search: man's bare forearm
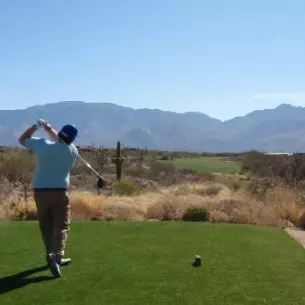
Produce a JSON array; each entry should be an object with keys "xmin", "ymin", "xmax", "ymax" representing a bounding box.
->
[
  {"xmin": 18, "ymin": 124, "xmax": 38, "ymax": 146},
  {"xmin": 45, "ymin": 124, "xmax": 59, "ymax": 141}
]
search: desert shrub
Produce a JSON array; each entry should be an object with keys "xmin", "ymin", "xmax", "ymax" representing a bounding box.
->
[
  {"xmin": 191, "ymin": 172, "xmax": 215, "ymax": 182},
  {"xmin": 0, "ymin": 178, "xmax": 13, "ymax": 204},
  {"xmin": 124, "ymin": 165, "xmax": 148, "ymax": 178},
  {"xmin": 15, "ymin": 203, "xmax": 38, "ymax": 220},
  {"xmin": 103, "ymin": 194, "xmax": 148, "ymax": 221},
  {"xmin": 149, "ymin": 161, "xmax": 175, "ymax": 175},
  {"xmin": 240, "ymin": 150, "xmax": 266, "ymax": 175},
  {"xmin": 247, "ymin": 177, "xmax": 274, "ymax": 200},
  {"xmin": 103, "ymin": 204, "xmax": 134, "ymax": 221},
  {"xmin": 195, "ymin": 184, "xmax": 222, "ymax": 197},
  {"xmin": 207, "ymin": 198, "xmax": 274, "ymax": 225},
  {"xmin": 178, "ymin": 168, "xmax": 198, "ymax": 175},
  {"xmin": 148, "ymin": 161, "xmax": 176, "ymax": 182},
  {"xmin": 113, "ymin": 180, "xmax": 139, "ymax": 196},
  {"xmin": 281, "ymin": 155, "xmax": 305, "ymax": 186},
  {"xmin": 212, "ymin": 175, "xmax": 243, "ymax": 191},
  {"xmin": 241, "ymin": 151, "xmax": 305, "ymax": 187},
  {"xmin": 203, "ymin": 185, "xmax": 222, "ymax": 196},
  {"xmin": 296, "ymin": 211, "xmax": 305, "ymax": 229},
  {"xmin": 158, "ymin": 155, "xmax": 170, "ymax": 161},
  {"xmin": 70, "ymin": 192, "xmax": 105, "ymax": 220},
  {"xmin": 297, "ymin": 179, "xmax": 305, "ymax": 190},
  {"xmin": 182, "ymin": 207, "xmax": 210, "ymax": 222},
  {"xmin": 0, "ymin": 149, "xmax": 35, "ymax": 201},
  {"xmin": 264, "ymin": 186, "xmax": 305, "ymax": 227},
  {"xmin": 5, "ymin": 197, "xmax": 38, "ymax": 220},
  {"xmin": 146, "ymin": 196, "xmax": 186, "ymax": 220},
  {"xmin": 232, "ymin": 181, "xmax": 241, "ymax": 192}
]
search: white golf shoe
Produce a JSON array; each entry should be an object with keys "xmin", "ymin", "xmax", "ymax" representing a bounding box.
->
[
  {"xmin": 46, "ymin": 254, "xmax": 71, "ymax": 267},
  {"xmin": 59, "ymin": 257, "xmax": 72, "ymax": 266}
]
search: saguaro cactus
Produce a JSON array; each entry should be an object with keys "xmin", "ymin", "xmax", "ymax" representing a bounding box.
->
[
  {"xmin": 111, "ymin": 141, "xmax": 125, "ymax": 180},
  {"xmin": 139, "ymin": 148, "xmax": 145, "ymax": 165},
  {"xmin": 96, "ymin": 146, "xmax": 108, "ymax": 170}
]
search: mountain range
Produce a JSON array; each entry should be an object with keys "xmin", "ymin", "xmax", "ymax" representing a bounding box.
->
[{"xmin": 1, "ymin": 101, "xmax": 305, "ymax": 152}]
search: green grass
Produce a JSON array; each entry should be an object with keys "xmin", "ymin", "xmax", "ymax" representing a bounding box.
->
[
  {"xmin": 1, "ymin": 221, "xmax": 305, "ymax": 305},
  {"xmin": 163, "ymin": 156, "xmax": 241, "ymax": 174}
]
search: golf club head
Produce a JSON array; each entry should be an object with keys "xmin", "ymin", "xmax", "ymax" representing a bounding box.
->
[{"xmin": 97, "ymin": 177, "xmax": 106, "ymax": 189}]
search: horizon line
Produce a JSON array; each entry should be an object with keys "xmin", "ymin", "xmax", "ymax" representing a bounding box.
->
[{"xmin": 0, "ymin": 100, "xmax": 300, "ymax": 121}]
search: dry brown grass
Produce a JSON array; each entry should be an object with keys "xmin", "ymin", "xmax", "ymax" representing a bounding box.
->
[
  {"xmin": 0, "ymin": 193, "xmax": 37, "ymax": 220},
  {"xmin": 69, "ymin": 192, "xmax": 105, "ymax": 220},
  {"xmin": 0, "ymin": 191, "xmax": 106, "ymax": 221},
  {"xmin": 264, "ymin": 186, "xmax": 305, "ymax": 228},
  {"xmin": 1, "ymin": 181, "xmax": 305, "ymax": 228},
  {"xmin": 146, "ymin": 195, "xmax": 189, "ymax": 220}
]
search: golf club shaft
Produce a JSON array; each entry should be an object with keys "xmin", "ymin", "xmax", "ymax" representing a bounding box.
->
[
  {"xmin": 76, "ymin": 153, "xmax": 104, "ymax": 180},
  {"xmin": 56, "ymin": 130, "xmax": 105, "ymax": 180}
]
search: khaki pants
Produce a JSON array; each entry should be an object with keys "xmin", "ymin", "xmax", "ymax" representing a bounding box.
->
[{"xmin": 33, "ymin": 189, "xmax": 71, "ymax": 260}]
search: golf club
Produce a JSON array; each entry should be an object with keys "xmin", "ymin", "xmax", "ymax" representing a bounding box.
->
[
  {"xmin": 68, "ymin": 141, "xmax": 106, "ymax": 188},
  {"xmin": 69, "ymin": 144, "xmax": 107, "ymax": 188},
  {"xmin": 36, "ymin": 119, "xmax": 106, "ymax": 188}
]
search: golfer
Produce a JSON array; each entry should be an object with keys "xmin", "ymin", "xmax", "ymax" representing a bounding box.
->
[{"xmin": 18, "ymin": 119, "xmax": 78, "ymax": 278}]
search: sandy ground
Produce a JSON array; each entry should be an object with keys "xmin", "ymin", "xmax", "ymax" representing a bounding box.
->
[{"xmin": 285, "ymin": 228, "xmax": 305, "ymax": 249}]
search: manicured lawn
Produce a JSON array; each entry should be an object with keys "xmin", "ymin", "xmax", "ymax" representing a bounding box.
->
[
  {"xmin": 1, "ymin": 221, "xmax": 305, "ymax": 305},
  {"xmin": 163, "ymin": 157, "xmax": 241, "ymax": 174}
]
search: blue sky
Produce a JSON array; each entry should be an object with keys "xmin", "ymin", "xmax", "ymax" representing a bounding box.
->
[{"xmin": 0, "ymin": 0, "xmax": 304, "ymax": 120}]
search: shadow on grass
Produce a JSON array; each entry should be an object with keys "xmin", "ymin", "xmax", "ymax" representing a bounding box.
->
[{"xmin": 0, "ymin": 265, "xmax": 55, "ymax": 295}]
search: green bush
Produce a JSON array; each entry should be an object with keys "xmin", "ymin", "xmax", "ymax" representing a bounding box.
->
[
  {"xmin": 182, "ymin": 207, "xmax": 210, "ymax": 222},
  {"xmin": 240, "ymin": 150, "xmax": 266, "ymax": 175},
  {"xmin": 113, "ymin": 179, "xmax": 139, "ymax": 196}
]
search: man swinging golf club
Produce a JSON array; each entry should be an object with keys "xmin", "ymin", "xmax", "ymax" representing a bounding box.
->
[{"xmin": 18, "ymin": 119, "xmax": 78, "ymax": 278}]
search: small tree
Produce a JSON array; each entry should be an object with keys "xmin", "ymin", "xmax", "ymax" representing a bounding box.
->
[
  {"xmin": 0, "ymin": 149, "xmax": 35, "ymax": 202},
  {"xmin": 0, "ymin": 177, "xmax": 13, "ymax": 205}
]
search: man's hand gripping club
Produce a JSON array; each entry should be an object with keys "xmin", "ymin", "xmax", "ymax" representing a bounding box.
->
[{"xmin": 35, "ymin": 119, "xmax": 59, "ymax": 141}]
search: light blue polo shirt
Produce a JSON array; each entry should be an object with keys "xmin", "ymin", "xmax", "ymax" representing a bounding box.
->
[{"xmin": 24, "ymin": 137, "xmax": 78, "ymax": 189}]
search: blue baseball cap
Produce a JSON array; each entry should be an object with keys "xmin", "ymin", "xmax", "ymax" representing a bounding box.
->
[{"xmin": 60, "ymin": 124, "xmax": 78, "ymax": 142}]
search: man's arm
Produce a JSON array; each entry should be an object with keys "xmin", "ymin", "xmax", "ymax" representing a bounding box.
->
[
  {"xmin": 44, "ymin": 123, "xmax": 59, "ymax": 141},
  {"xmin": 18, "ymin": 119, "xmax": 58, "ymax": 148},
  {"xmin": 18, "ymin": 124, "xmax": 38, "ymax": 146}
]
